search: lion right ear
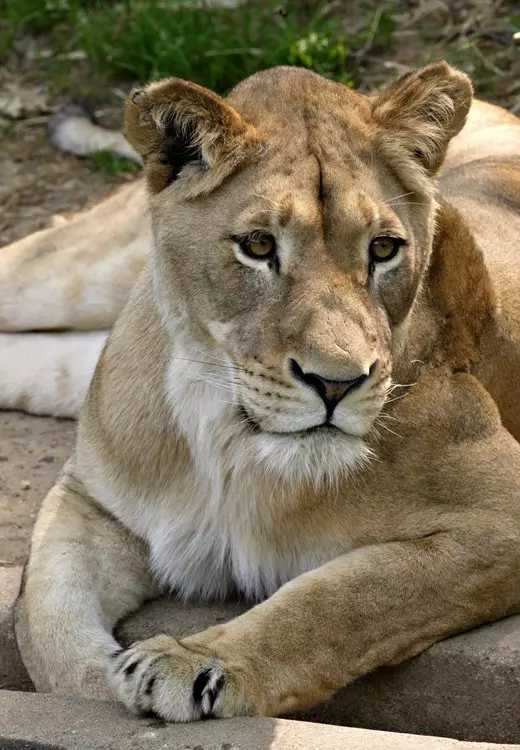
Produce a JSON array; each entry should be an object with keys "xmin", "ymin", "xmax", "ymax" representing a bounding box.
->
[
  {"xmin": 372, "ymin": 61, "xmax": 472, "ymax": 175},
  {"xmin": 124, "ymin": 78, "xmax": 258, "ymax": 195}
]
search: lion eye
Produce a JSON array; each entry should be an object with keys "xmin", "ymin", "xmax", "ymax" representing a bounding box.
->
[
  {"xmin": 369, "ymin": 236, "xmax": 403, "ymax": 263},
  {"xmin": 237, "ymin": 233, "xmax": 276, "ymax": 259}
]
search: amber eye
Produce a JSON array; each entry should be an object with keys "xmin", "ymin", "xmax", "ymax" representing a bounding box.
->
[
  {"xmin": 369, "ymin": 236, "xmax": 404, "ymax": 264},
  {"xmin": 236, "ymin": 233, "xmax": 276, "ymax": 259}
]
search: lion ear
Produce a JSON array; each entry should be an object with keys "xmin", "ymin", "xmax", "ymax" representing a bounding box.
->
[
  {"xmin": 372, "ymin": 61, "xmax": 472, "ymax": 174},
  {"xmin": 124, "ymin": 78, "xmax": 257, "ymax": 195}
]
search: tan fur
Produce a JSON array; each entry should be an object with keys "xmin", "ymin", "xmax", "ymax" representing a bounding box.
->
[
  {"xmin": 125, "ymin": 78, "xmax": 260, "ymax": 195},
  {"xmin": 11, "ymin": 63, "xmax": 520, "ymax": 722}
]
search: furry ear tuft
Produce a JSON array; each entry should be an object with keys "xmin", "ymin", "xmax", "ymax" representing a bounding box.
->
[
  {"xmin": 372, "ymin": 61, "xmax": 473, "ymax": 174},
  {"xmin": 124, "ymin": 78, "xmax": 258, "ymax": 195}
]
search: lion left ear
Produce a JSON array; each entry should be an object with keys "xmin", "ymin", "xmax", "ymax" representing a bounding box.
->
[
  {"xmin": 124, "ymin": 77, "xmax": 258, "ymax": 195},
  {"xmin": 372, "ymin": 61, "xmax": 473, "ymax": 174}
]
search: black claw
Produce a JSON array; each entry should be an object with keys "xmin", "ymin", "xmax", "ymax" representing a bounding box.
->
[
  {"xmin": 207, "ymin": 678, "xmax": 225, "ymax": 712},
  {"xmin": 192, "ymin": 668, "xmax": 212, "ymax": 705},
  {"xmin": 192, "ymin": 667, "xmax": 226, "ymax": 714},
  {"xmin": 124, "ymin": 660, "xmax": 139, "ymax": 677}
]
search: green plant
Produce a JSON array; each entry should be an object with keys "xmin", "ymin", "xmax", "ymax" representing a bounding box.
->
[
  {"xmin": 288, "ymin": 26, "xmax": 353, "ymax": 85},
  {"xmin": 89, "ymin": 150, "xmax": 139, "ymax": 174},
  {"xmin": 1, "ymin": 0, "xmax": 74, "ymax": 45},
  {"xmin": 74, "ymin": 1, "xmax": 355, "ymax": 91},
  {"xmin": 1, "ymin": 1, "xmax": 376, "ymax": 92},
  {"xmin": 1, "ymin": 1, "xmax": 399, "ymax": 94}
]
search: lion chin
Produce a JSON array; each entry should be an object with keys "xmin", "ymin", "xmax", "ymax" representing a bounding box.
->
[{"xmin": 234, "ymin": 408, "xmax": 372, "ymax": 490}]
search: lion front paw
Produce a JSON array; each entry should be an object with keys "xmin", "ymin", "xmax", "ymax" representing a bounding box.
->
[{"xmin": 108, "ymin": 635, "xmax": 246, "ymax": 722}]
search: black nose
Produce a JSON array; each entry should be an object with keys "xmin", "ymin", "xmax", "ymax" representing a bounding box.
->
[{"xmin": 290, "ymin": 359, "xmax": 373, "ymax": 417}]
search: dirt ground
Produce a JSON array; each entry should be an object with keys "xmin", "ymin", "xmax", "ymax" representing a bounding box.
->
[
  {"xmin": 0, "ymin": 114, "xmax": 139, "ymax": 248},
  {"xmin": 0, "ymin": 412, "xmax": 75, "ymax": 566},
  {"xmin": 0, "ymin": 64, "xmax": 139, "ymax": 247}
]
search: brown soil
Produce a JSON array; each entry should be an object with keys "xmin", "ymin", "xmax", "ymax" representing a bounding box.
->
[
  {"xmin": 0, "ymin": 117, "xmax": 139, "ymax": 247},
  {"xmin": 0, "ymin": 56, "xmax": 139, "ymax": 247},
  {"xmin": 0, "ymin": 412, "xmax": 75, "ymax": 566}
]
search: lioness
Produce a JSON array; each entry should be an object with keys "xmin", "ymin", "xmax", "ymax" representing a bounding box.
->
[{"xmin": 9, "ymin": 62, "xmax": 520, "ymax": 722}]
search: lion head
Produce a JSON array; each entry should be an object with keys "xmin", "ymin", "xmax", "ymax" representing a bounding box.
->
[{"xmin": 124, "ymin": 63, "xmax": 471, "ymax": 484}]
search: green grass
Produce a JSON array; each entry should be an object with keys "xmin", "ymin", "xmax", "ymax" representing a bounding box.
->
[
  {"xmin": 75, "ymin": 1, "xmax": 357, "ymax": 89},
  {"xmin": 1, "ymin": 0, "xmax": 397, "ymax": 92},
  {"xmin": 89, "ymin": 150, "xmax": 139, "ymax": 175}
]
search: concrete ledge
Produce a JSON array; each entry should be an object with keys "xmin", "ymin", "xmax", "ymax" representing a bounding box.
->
[
  {"xmin": 1, "ymin": 691, "xmax": 518, "ymax": 750},
  {"xmin": 4, "ymin": 566, "xmax": 520, "ymax": 743}
]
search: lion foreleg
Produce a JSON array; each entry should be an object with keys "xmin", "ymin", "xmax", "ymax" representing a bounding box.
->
[
  {"xmin": 108, "ymin": 524, "xmax": 520, "ymax": 720},
  {"xmin": 14, "ymin": 472, "xmax": 154, "ymax": 697}
]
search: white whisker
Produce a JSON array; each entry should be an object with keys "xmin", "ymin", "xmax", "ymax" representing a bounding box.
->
[
  {"xmin": 375, "ymin": 419, "xmax": 404, "ymax": 439},
  {"xmin": 191, "ymin": 376, "xmax": 237, "ymax": 394},
  {"xmin": 172, "ymin": 355, "xmax": 245, "ymax": 373},
  {"xmin": 383, "ymin": 201, "xmax": 429, "ymax": 208},
  {"xmin": 385, "ymin": 393, "xmax": 410, "ymax": 405},
  {"xmin": 387, "ymin": 380, "xmax": 416, "ymax": 392},
  {"xmin": 377, "ymin": 412, "xmax": 401, "ymax": 423},
  {"xmin": 190, "ymin": 345, "xmax": 240, "ymax": 368},
  {"xmin": 251, "ymin": 192, "xmax": 280, "ymax": 210},
  {"xmin": 380, "ymin": 191, "xmax": 414, "ymax": 205}
]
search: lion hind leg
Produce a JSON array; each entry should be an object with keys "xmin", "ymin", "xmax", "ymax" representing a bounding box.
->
[
  {"xmin": 0, "ymin": 180, "xmax": 150, "ymax": 332},
  {"xmin": 0, "ymin": 331, "xmax": 107, "ymax": 417},
  {"xmin": 14, "ymin": 474, "xmax": 154, "ymax": 696}
]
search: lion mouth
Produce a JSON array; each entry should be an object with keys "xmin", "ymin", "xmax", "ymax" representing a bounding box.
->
[
  {"xmin": 237, "ymin": 404, "xmax": 261, "ymax": 433},
  {"xmin": 237, "ymin": 404, "xmax": 340, "ymax": 437}
]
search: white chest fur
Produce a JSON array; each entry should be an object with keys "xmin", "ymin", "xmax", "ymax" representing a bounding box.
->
[
  {"xmin": 81, "ymin": 341, "xmax": 358, "ymax": 601},
  {"xmin": 143, "ymin": 472, "xmax": 343, "ymax": 601},
  {"xmin": 84, "ymin": 451, "xmax": 348, "ymax": 602}
]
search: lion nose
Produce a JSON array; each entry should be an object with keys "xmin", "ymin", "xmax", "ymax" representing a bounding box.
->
[{"xmin": 290, "ymin": 359, "xmax": 375, "ymax": 415}]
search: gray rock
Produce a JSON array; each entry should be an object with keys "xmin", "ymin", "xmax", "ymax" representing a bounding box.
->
[
  {"xmin": 291, "ymin": 616, "xmax": 520, "ymax": 742},
  {"xmin": 1, "ymin": 690, "xmax": 516, "ymax": 750}
]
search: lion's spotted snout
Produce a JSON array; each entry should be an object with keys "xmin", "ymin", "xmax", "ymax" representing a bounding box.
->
[{"xmin": 236, "ymin": 354, "xmax": 384, "ymax": 438}]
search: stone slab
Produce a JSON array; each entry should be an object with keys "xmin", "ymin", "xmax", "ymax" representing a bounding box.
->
[
  {"xmin": 3, "ymin": 566, "xmax": 520, "ymax": 743},
  {"xmin": 0, "ymin": 691, "xmax": 517, "ymax": 750},
  {"xmin": 120, "ymin": 597, "xmax": 520, "ymax": 744},
  {"xmin": 295, "ymin": 617, "xmax": 520, "ymax": 743}
]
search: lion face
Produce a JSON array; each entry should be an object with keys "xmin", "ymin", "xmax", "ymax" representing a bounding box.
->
[{"xmin": 125, "ymin": 64, "xmax": 471, "ymax": 476}]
